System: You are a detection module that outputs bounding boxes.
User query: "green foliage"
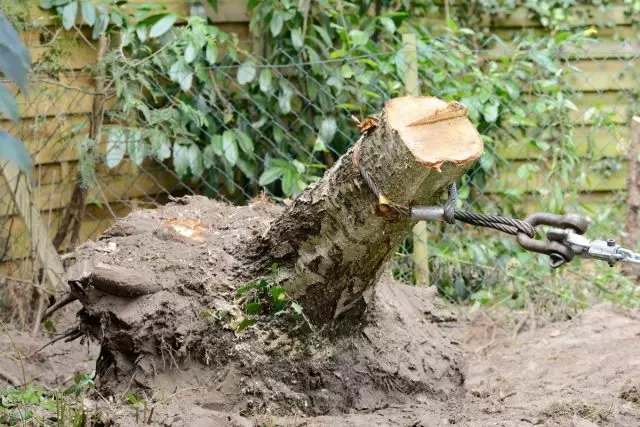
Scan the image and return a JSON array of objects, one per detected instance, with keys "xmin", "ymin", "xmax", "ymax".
[
  {"xmin": 0, "ymin": 376, "xmax": 95, "ymax": 427},
  {"xmin": 235, "ymin": 265, "xmax": 307, "ymax": 332},
  {"xmin": 0, "ymin": 10, "xmax": 33, "ymax": 177}
]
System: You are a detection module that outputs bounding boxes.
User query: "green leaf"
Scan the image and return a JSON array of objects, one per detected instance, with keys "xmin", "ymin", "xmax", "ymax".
[
  {"xmin": 136, "ymin": 24, "xmax": 148, "ymax": 42},
  {"xmin": 318, "ymin": 118, "xmax": 337, "ymax": 143},
  {"xmin": 203, "ymin": 144, "xmax": 216, "ymax": 168},
  {"xmin": 235, "ymin": 129, "xmax": 254, "ymax": 154},
  {"xmin": 482, "ymin": 102, "xmax": 499, "ymax": 123},
  {"xmin": 0, "ymin": 14, "xmax": 31, "ymax": 91},
  {"xmin": 270, "ymin": 12, "xmax": 284, "ymax": 37},
  {"xmin": 148, "ymin": 13, "xmax": 177, "ymax": 38},
  {"xmin": 205, "ymin": 41, "xmax": 218, "ymax": 64},
  {"xmin": 236, "ymin": 318, "xmax": 255, "ymax": 332},
  {"xmin": 173, "ymin": 143, "xmax": 190, "ymax": 176},
  {"xmin": 0, "ymin": 83, "xmax": 18, "ymax": 121},
  {"xmin": 222, "ymin": 130, "xmax": 238, "ymax": 166},
  {"xmin": 184, "ymin": 42, "xmax": 198, "ymax": 63},
  {"xmin": 168, "ymin": 60, "xmax": 193, "ymax": 91},
  {"xmin": 245, "ymin": 301, "xmax": 261, "ymax": 314},
  {"xmin": 380, "ymin": 17, "xmax": 396, "ymax": 34},
  {"xmin": 0, "ymin": 131, "xmax": 33, "ymax": 179},
  {"xmin": 80, "ymin": 0, "xmax": 96, "ymax": 26},
  {"xmin": 61, "ymin": 1, "xmax": 78, "ymax": 30},
  {"xmin": 150, "ymin": 131, "xmax": 171, "ymax": 161},
  {"xmin": 92, "ymin": 13, "xmax": 108, "ymax": 39},
  {"xmin": 106, "ymin": 127, "xmax": 126, "ymax": 169},
  {"xmin": 127, "ymin": 130, "xmax": 146, "ymax": 165},
  {"xmin": 258, "ymin": 166, "xmax": 283, "ymax": 186},
  {"xmin": 210, "ymin": 134, "xmax": 223, "ymax": 156},
  {"xmin": 278, "ymin": 83, "xmax": 293, "ymax": 114},
  {"xmin": 340, "ymin": 64, "xmax": 354, "ymax": 79},
  {"xmin": 291, "ymin": 27, "xmax": 303, "ymax": 50},
  {"xmin": 259, "ymin": 68, "xmax": 272, "ymax": 92},
  {"xmin": 348, "ymin": 29, "xmax": 369, "ymax": 46},
  {"xmin": 446, "ymin": 18, "xmax": 458, "ymax": 31},
  {"xmin": 187, "ymin": 144, "xmax": 203, "ymax": 177},
  {"xmin": 237, "ymin": 60, "xmax": 257, "ymax": 85},
  {"xmin": 291, "ymin": 301, "xmax": 303, "ymax": 314}
]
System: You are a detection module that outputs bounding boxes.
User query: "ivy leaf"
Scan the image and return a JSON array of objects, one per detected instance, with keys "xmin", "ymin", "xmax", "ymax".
[
  {"xmin": 184, "ymin": 43, "xmax": 197, "ymax": 63},
  {"xmin": 127, "ymin": 130, "xmax": 145, "ymax": 165},
  {"xmin": 149, "ymin": 14, "xmax": 177, "ymax": 38},
  {"xmin": 258, "ymin": 166, "xmax": 283, "ymax": 186},
  {"xmin": 237, "ymin": 60, "xmax": 257, "ymax": 85},
  {"xmin": 205, "ymin": 41, "xmax": 217, "ymax": 64},
  {"xmin": 80, "ymin": 0, "xmax": 96, "ymax": 26},
  {"xmin": 61, "ymin": 1, "xmax": 78, "ymax": 30},
  {"xmin": 235, "ymin": 129, "xmax": 254, "ymax": 154},
  {"xmin": 270, "ymin": 12, "xmax": 284, "ymax": 37},
  {"xmin": 187, "ymin": 144, "xmax": 203, "ymax": 177},
  {"xmin": 106, "ymin": 127, "xmax": 126, "ymax": 169},
  {"xmin": 0, "ymin": 131, "xmax": 33, "ymax": 179},
  {"xmin": 172, "ymin": 143, "xmax": 190, "ymax": 176},
  {"xmin": 259, "ymin": 68, "xmax": 272, "ymax": 93},
  {"xmin": 291, "ymin": 27, "xmax": 303, "ymax": 50},
  {"xmin": 168, "ymin": 60, "xmax": 193, "ymax": 92},
  {"xmin": 222, "ymin": 130, "xmax": 238, "ymax": 166}
]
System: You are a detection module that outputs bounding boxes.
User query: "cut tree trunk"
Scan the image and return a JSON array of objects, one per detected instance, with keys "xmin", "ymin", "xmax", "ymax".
[
  {"xmin": 60, "ymin": 96, "xmax": 482, "ymax": 413},
  {"xmin": 248, "ymin": 96, "xmax": 482, "ymax": 324}
]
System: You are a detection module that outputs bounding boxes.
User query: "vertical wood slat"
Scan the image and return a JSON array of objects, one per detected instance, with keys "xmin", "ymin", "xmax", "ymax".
[
  {"xmin": 624, "ymin": 116, "xmax": 640, "ymax": 277},
  {"xmin": 403, "ymin": 33, "xmax": 430, "ymax": 287},
  {"xmin": 0, "ymin": 161, "xmax": 65, "ymax": 293}
]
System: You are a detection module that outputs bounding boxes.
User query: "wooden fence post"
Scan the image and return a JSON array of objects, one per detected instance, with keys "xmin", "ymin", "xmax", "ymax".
[
  {"xmin": 624, "ymin": 116, "xmax": 640, "ymax": 277},
  {"xmin": 402, "ymin": 33, "xmax": 429, "ymax": 287},
  {"xmin": 1, "ymin": 162, "xmax": 65, "ymax": 293}
]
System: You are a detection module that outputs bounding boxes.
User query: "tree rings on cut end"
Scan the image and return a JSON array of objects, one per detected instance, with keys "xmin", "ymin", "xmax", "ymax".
[{"xmin": 385, "ymin": 96, "xmax": 484, "ymax": 171}]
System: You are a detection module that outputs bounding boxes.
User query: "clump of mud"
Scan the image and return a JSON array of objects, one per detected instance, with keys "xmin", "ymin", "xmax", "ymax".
[
  {"xmin": 620, "ymin": 380, "xmax": 640, "ymax": 404},
  {"xmin": 63, "ymin": 196, "xmax": 466, "ymax": 416},
  {"xmin": 541, "ymin": 400, "xmax": 613, "ymax": 424}
]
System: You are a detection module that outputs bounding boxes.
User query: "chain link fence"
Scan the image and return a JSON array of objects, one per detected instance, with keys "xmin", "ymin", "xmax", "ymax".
[{"xmin": 1, "ymin": 16, "xmax": 639, "ymax": 327}]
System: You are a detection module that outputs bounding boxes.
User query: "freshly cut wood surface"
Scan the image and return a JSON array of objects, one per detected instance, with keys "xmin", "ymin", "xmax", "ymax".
[{"xmin": 386, "ymin": 96, "xmax": 484, "ymax": 170}]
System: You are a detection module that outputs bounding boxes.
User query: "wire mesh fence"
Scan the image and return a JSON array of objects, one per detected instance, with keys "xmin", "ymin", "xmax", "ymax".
[{"xmin": 1, "ymin": 16, "xmax": 639, "ymax": 326}]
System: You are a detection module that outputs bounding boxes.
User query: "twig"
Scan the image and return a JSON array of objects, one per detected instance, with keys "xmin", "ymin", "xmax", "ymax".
[
  {"xmin": 31, "ymin": 291, "xmax": 46, "ymax": 336},
  {"xmin": 30, "ymin": 79, "xmax": 102, "ymax": 95},
  {"xmin": 43, "ymin": 293, "xmax": 78, "ymax": 320},
  {"xmin": 28, "ymin": 327, "xmax": 81, "ymax": 358},
  {"xmin": 72, "ymin": 25, "xmax": 98, "ymax": 51}
]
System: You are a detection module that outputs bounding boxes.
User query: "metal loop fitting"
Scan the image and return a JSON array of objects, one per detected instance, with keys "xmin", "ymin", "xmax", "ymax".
[{"xmin": 515, "ymin": 213, "xmax": 590, "ymax": 268}]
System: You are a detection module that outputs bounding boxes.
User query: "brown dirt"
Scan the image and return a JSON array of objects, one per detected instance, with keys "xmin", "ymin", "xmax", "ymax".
[{"xmin": 2, "ymin": 196, "xmax": 640, "ymax": 426}]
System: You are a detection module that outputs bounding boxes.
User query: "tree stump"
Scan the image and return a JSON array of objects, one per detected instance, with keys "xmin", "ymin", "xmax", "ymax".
[{"xmin": 62, "ymin": 96, "xmax": 483, "ymax": 415}]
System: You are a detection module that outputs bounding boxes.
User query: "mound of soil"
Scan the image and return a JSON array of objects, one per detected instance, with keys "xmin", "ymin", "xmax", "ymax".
[
  {"xmin": 62, "ymin": 196, "xmax": 465, "ymax": 416},
  {"xmin": 3, "ymin": 196, "xmax": 640, "ymax": 426}
]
